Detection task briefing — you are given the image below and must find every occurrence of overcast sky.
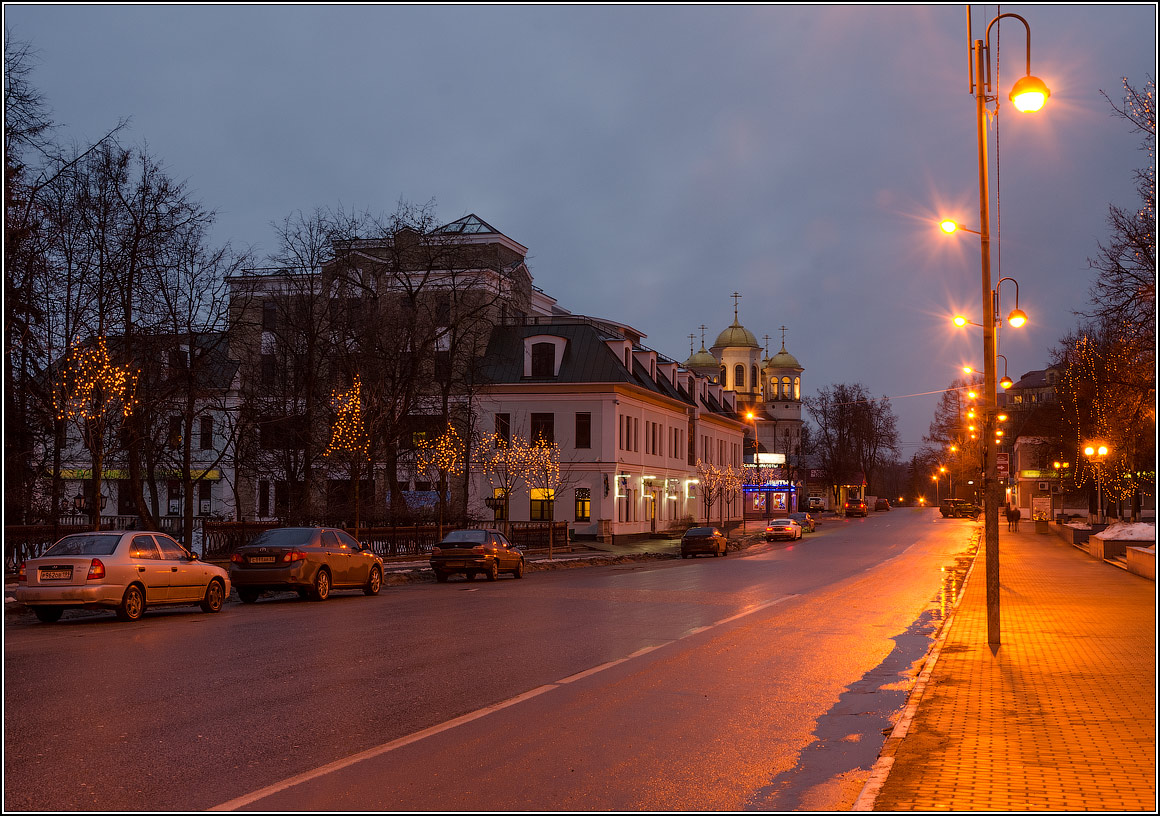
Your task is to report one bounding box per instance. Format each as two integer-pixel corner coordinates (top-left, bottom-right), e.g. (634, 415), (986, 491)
(6, 3), (1156, 453)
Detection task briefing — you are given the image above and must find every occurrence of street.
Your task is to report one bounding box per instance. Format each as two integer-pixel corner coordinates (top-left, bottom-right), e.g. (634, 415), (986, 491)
(5, 509), (978, 812)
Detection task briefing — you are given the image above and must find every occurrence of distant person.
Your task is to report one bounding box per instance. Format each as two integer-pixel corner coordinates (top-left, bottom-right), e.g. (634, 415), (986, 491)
(1005, 504), (1017, 532)
(1012, 506), (1021, 531)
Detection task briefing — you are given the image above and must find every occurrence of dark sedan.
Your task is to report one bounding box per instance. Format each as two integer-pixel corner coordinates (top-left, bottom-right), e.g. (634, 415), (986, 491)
(229, 527), (384, 602)
(430, 529), (526, 582)
(680, 526), (728, 558)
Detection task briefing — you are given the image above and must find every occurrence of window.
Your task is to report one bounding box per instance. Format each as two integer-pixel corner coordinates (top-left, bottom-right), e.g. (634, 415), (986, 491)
(752, 366), (758, 391)
(782, 377), (791, 399)
(735, 364), (745, 389)
(155, 535), (188, 561)
(130, 536), (160, 560)
(633, 417), (639, 452)
(531, 342), (555, 378)
(168, 417), (183, 449)
(492, 488), (507, 521)
(530, 488), (555, 521)
(575, 412), (591, 449)
(200, 416), (214, 450)
(262, 301), (278, 331)
(167, 480), (181, 515)
(434, 349), (451, 380)
(794, 377), (801, 400)
(719, 365), (726, 385)
(260, 353), (277, 386)
(496, 413), (510, 445)
(575, 487), (591, 521)
(198, 480), (212, 515)
(531, 413), (554, 445)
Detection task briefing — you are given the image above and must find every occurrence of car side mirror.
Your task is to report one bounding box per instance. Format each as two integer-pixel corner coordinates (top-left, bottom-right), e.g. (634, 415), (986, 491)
(189, 552), (199, 561)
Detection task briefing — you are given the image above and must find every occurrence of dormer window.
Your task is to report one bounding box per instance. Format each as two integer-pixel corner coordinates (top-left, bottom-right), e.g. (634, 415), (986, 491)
(531, 343), (554, 378)
(523, 334), (567, 378)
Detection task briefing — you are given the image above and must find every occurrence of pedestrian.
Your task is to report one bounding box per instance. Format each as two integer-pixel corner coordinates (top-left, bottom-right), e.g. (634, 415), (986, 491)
(1005, 504), (1015, 532)
(1012, 506), (1021, 531)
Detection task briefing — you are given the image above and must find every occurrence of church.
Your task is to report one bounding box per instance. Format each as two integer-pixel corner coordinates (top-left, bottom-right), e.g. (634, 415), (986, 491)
(683, 294), (807, 519)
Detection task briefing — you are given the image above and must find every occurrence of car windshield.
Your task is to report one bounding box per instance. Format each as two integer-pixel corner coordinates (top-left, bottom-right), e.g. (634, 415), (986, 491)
(43, 534), (121, 557)
(441, 530), (489, 545)
(249, 528), (316, 548)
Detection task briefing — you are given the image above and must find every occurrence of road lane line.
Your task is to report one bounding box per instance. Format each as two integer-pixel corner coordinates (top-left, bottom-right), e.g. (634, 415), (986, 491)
(210, 592), (798, 811)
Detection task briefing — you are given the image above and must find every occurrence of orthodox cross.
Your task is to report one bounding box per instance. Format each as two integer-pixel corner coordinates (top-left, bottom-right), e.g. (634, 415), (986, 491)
(731, 292), (742, 321)
(763, 334), (771, 357)
(699, 324), (708, 348)
(688, 333), (696, 355)
(779, 325), (788, 350)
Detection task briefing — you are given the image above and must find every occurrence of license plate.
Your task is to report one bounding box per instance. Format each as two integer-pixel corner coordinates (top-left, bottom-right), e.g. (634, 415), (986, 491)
(249, 556), (276, 564)
(39, 568), (72, 580)
(446, 561), (466, 568)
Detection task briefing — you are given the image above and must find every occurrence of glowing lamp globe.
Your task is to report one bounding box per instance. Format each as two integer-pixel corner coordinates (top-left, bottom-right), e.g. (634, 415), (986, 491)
(1007, 308), (1028, 328)
(1009, 75), (1050, 113)
(940, 219), (959, 234)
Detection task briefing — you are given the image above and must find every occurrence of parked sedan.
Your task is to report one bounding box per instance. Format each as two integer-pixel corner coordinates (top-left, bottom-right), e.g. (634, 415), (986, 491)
(230, 527), (384, 602)
(874, 498), (891, 511)
(430, 528), (525, 581)
(14, 531), (230, 623)
(788, 512), (816, 532)
(765, 519), (803, 541)
(680, 526), (728, 558)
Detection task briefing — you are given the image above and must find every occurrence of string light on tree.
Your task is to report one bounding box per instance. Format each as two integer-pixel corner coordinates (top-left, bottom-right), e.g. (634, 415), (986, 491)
(326, 375), (370, 460)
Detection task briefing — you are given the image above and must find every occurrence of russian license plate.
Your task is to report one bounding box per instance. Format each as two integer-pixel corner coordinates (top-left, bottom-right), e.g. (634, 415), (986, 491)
(249, 556), (276, 564)
(39, 568), (72, 580)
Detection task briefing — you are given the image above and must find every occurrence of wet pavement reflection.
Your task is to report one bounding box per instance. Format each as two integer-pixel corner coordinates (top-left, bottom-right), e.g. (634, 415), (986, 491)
(743, 540), (977, 811)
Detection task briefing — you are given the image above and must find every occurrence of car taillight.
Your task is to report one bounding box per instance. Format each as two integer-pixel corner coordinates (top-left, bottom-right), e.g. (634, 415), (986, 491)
(230, 552), (244, 564)
(87, 558), (106, 580)
(16, 562), (26, 583)
(282, 550), (306, 563)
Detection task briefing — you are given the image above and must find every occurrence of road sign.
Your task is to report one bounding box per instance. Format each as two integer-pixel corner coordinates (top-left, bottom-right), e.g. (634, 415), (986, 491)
(996, 452), (1009, 479)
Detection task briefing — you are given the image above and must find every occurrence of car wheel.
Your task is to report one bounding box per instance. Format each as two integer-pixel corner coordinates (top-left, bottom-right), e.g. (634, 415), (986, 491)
(33, 606), (63, 623)
(311, 569), (331, 601)
(239, 588), (261, 604)
(486, 560), (499, 581)
(363, 566), (383, 596)
(200, 579), (226, 613)
(115, 584), (145, 621)
(434, 570), (449, 583)
(513, 558), (525, 579)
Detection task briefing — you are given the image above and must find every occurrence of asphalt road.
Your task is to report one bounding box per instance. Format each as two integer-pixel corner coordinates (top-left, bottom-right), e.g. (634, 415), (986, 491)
(4, 508), (978, 812)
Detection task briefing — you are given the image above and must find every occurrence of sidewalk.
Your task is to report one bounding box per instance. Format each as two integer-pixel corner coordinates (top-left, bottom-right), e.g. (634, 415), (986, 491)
(859, 522), (1156, 811)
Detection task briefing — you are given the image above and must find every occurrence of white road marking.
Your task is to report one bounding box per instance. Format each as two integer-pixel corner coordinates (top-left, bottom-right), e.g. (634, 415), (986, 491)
(210, 593), (798, 812)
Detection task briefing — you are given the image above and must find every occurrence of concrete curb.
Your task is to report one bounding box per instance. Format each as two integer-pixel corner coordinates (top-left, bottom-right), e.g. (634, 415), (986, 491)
(851, 528), (983, 811)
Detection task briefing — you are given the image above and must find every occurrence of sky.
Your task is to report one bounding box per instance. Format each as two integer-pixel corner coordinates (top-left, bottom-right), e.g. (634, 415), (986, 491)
(5, 3), (1156, 454)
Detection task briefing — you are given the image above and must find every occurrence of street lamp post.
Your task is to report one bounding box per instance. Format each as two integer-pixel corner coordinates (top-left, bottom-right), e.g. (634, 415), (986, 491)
(965, 10), (1049, 648)
(1083, 443), (1110, 524)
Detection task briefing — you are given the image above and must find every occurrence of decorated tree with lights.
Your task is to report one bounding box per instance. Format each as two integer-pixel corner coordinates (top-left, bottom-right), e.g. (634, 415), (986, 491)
(52, 337), (138, 527)
(325, 374), (371, 536)
(720, 464), (744, 527)
(695, 459), (724, 525)
(522, 436), (577, 559)
(416, 421), (465, 536)
(475, 430), (529, 540)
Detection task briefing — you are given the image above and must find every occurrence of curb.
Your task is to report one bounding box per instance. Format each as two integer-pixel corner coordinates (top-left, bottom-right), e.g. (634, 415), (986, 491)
(851, 528), (983, 811)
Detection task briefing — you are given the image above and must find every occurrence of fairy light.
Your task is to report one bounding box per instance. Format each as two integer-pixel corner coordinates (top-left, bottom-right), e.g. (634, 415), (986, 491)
(416, 422), (464, 477)
(53, 337), (140, 424)
(325, 374), (370, 460)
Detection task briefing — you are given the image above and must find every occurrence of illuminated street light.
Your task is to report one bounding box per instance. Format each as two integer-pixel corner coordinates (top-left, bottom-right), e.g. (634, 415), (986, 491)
(944, 8), (1050, 648)
(1083, 442), (1111, 524)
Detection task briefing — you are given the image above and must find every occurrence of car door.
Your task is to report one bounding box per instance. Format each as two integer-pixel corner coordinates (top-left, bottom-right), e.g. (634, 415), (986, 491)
(154, 534), (201, 602)
(128, 535), (171, 602)
(320, 531), (354, 586)
(335, 530), (369, 585)
(493, 532), (516, 570)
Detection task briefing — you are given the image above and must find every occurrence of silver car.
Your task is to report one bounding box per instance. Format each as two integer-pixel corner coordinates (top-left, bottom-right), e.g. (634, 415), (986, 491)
(14, 531), (230, 623)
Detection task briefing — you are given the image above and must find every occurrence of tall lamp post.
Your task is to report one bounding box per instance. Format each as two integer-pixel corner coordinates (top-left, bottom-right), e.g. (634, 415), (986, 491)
(943, 10), (1050, 648)
(1083, 442), (1110, 524)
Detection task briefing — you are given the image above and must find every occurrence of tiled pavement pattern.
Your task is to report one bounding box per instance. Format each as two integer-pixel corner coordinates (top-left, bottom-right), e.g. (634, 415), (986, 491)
(871, 525), (1155, 811)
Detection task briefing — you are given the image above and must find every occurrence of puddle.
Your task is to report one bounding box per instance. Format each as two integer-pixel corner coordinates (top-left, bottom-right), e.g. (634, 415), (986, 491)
(744, 542), (976, 811)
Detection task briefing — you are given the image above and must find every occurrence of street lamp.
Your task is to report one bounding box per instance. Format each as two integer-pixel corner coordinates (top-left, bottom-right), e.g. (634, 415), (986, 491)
(1083, 442), (1110, 524)
(945, 9), (1050, 648)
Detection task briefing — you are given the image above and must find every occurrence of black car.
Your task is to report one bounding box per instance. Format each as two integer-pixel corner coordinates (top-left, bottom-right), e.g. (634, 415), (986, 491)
(940, 499), (980, 519)
(430, 529), (526, 582)
(681, 526), (728, 558)
(845, 497), (868, 517)
(230, 527), (384, 602)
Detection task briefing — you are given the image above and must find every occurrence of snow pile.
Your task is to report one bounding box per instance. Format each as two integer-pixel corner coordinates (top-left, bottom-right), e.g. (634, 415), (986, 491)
(1093, 522), (1156, 544)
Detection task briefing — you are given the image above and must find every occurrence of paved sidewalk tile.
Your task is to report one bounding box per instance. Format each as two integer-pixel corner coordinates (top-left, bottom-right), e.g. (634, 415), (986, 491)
(874, 526), (1156, 812)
